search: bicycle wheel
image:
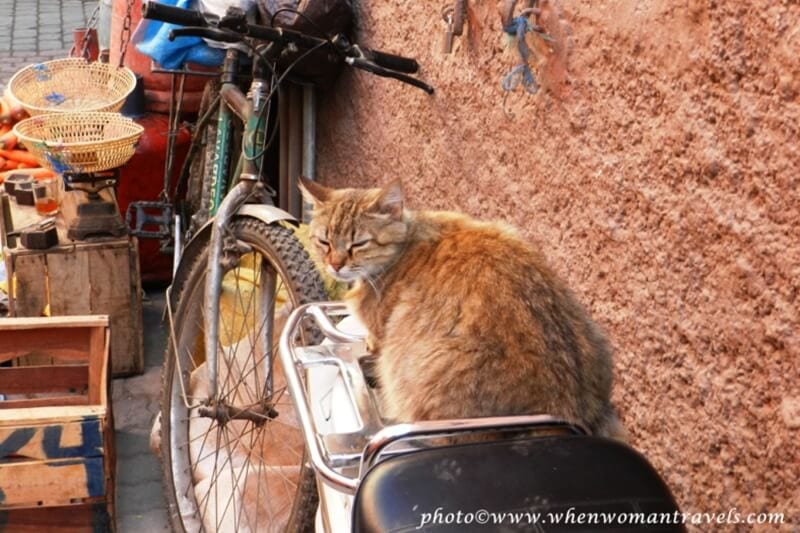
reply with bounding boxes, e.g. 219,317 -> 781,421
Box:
162,217 -> 326,532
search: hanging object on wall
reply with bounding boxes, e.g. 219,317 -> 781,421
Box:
441,0 -> 467,54
498,0 -> 552,94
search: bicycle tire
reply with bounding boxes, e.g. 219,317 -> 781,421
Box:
161,217 -> 326,532
187,79 -> 223,234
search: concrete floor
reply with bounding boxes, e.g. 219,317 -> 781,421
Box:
113,289 -> 171,531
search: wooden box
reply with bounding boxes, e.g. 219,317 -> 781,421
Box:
0,316 -> 115,531
1,193 -> 143,376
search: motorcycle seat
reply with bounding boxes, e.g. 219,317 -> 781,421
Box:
352,435 -> 684,532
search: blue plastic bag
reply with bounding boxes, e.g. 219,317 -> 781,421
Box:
135,0 -> 225,69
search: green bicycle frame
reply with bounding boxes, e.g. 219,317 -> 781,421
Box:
208,49 -> 270,216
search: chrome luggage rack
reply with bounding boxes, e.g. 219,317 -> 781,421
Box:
279,302 -> 587,495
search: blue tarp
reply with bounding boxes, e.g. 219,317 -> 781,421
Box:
136,0 -> 225,69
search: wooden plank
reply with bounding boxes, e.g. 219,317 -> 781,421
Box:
0,327 -> 90,365
0,457 -> 105,507
10,254 -> 49,367
0,365 -> 88,395
47,252 -> 91,316
128,239 -> 144,375
87,328 -> 105,405
0,316 -> 109,331
0,406 -> 105,427
88,246 -> 130,376
0,395 -> 89,409
99,330 -> 110,408
0,418 -> 104,461
0,503 -> 111,533
89,246 -> 137,376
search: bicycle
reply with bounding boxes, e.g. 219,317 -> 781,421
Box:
142,3 -> 433,531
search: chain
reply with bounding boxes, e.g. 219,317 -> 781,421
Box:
118,0 -> 135,67
70,4 -> 100,60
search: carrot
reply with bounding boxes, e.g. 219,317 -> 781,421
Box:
2,160 -> 19,171
0,149 -> 39,166
0,157 -> 5,169
0,99 -> 9,125
0,167 -> 55,184
0,130 -> 17,150
17,162 -> 36,169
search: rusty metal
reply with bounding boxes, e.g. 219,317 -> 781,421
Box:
452,0 -> 467,36
198,402 -> 280,425
118,0 -> 135,67
441,7 -> 455,54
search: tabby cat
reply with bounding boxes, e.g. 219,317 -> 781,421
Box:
299,177 -> 625,439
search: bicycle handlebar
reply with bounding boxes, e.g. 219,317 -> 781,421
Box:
143,1 -> 208,27
169,27 -> 242,44
142,1 -> 432,92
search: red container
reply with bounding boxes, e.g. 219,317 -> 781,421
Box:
71,28 -> 100,61
116,113 -> 192,283
109,0 -> 210,113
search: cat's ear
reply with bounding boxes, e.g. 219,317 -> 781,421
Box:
369,179 -> 404,219
298,176 -> 333,208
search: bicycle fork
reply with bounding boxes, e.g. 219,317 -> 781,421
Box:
203,49 -> 273,406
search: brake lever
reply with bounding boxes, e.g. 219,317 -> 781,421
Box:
346,57 -> 435,95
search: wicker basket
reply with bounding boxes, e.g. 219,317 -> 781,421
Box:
13,113 -> 144,173
8,58 -> 136,116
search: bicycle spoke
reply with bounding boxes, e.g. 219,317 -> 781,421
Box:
166,221 -> 324,532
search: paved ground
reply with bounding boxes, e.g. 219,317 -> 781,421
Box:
0,0 -> 97,82
113,290 -> 172,531
1,1 -> 173,530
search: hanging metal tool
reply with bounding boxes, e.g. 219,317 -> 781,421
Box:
441,0 -> 467,54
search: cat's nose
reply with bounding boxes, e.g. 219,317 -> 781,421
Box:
329,259 -> 344,272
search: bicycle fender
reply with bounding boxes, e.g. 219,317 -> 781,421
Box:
169,206 -> 297,309
237,204 -> 298,226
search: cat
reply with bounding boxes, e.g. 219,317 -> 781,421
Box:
298,177 -> 625,439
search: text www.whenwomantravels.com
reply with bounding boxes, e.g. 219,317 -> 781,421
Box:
416,507 -> 786,529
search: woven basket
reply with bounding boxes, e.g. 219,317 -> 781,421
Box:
8,58 -> 136,116
13,113 -> 144,173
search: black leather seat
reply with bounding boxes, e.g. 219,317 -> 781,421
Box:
352,435 -> 684,532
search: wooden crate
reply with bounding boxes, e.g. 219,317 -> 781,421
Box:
1,193 -> 143,377
0,316 -> 115,531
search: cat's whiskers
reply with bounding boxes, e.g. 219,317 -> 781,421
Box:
356,267 -> 384,299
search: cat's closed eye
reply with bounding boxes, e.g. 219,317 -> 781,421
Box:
314,236 -> 330,248
350,238 -> 372,251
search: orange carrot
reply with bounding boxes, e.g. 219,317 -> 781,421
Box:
0,157 -> 5,169
0,130 -> 17,150
17,162 -> 36,169
0,98 -> 9,124
0,167 -> 55,184
0,149 -> 39,166
2,160 -> 19,171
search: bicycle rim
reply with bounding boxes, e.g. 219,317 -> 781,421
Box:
162,218 -> 325,532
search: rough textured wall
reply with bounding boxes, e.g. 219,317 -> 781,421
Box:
315,0 -> 799,526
